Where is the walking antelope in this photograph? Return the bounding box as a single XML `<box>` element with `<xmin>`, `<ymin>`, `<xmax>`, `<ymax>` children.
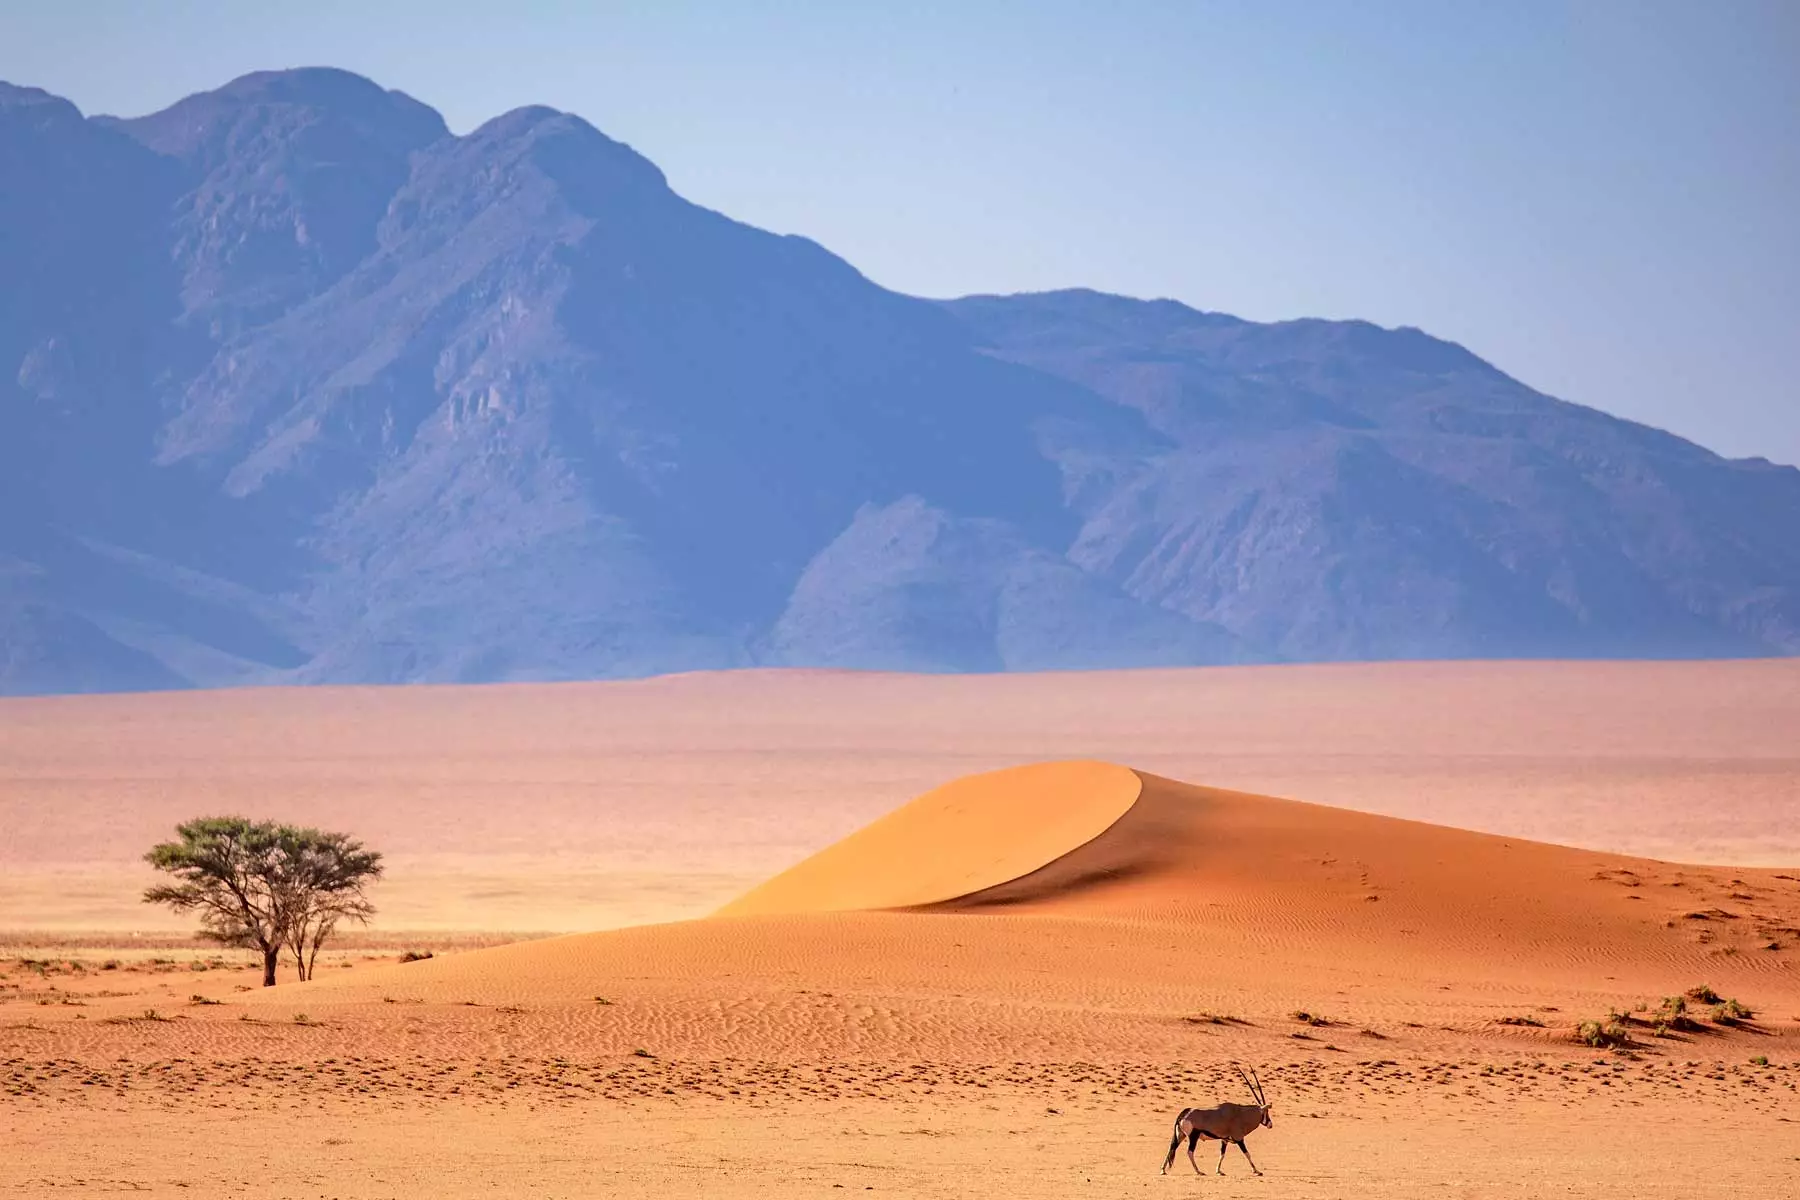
<box><xmin>1160</xmin><ymin>1066</ymin><xmax>1273</xmax><ymax>1176</ymax></box>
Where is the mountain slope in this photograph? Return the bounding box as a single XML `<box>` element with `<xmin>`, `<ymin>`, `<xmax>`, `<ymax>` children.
<box><xmin>0</xmin><ymin>71</ymin><xmax>1795</xmax><ymax>694</ymax></box>
<box><xmin>948</xmin><ymin>290</ymin><xmax>1800</xmax><ymax>660</ymax></box>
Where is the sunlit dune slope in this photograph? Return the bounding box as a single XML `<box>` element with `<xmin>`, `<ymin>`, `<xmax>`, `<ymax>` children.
<box><xmin>716</xmin><ymin>760</ymin><xmax>1140</xmax><ymax>916</ymax></box>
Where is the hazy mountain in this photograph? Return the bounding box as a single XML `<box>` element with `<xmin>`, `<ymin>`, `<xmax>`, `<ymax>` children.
<box><xmin>947</xmin><ymin>291</ymin><xmax>1800</xmax><ymax>660</ymax></box>
<box><xmin>1</xmin><ymin>70</ymin><xmax>1795</xmax><ymax>694</ymax></box>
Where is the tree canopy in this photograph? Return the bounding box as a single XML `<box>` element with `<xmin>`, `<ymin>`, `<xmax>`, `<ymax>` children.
<box><xmin>143</xmin><ymin>817</ymin><xmax>383</xmax><ymax>986</ymax></box>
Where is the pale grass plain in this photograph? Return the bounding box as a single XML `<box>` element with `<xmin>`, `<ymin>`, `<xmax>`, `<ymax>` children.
<box><xmin>4</xmin><ymin>660</ymin><xmax>1799</xmax><ymax>1198</ymax></box>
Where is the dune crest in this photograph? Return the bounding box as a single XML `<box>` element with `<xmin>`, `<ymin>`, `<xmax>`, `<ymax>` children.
<box><xmin>715</xmin><ymin>760</ymin><xmax>1141</xmax><ymax>916</ymax></box>
<box><xmin>715</xmin><ymin>761</ymin><xmax>1800</xmax><ymax>971</ymax></box>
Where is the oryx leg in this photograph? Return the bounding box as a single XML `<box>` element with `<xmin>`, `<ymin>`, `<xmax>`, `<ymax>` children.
<box><xmin>1216</xmin><ymin>1137</ymin><xmax>1228</xmax><ymax>1174</ymax></box>
<box><xmin>1187</xmin><ymin>1128</ymin><xmax>1204</xmax><ymax>1174</ymax></box>
<box><xmin>1234</xmin><ymin>1139</ymin><xmax>1262</xmax><ymax>1176</ymax></box>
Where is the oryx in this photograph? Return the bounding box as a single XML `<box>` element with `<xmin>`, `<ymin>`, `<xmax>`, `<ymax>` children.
<box><xmin>1160</xmin><ymin>1065</ymin><xmax>1273</xmax><ymax>1176</ymax></box>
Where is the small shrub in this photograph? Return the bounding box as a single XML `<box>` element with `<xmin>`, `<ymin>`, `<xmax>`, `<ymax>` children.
<box><xmin>1496</xmin><ymin>1015</ymin><xmax>1545</xmax><ymax>1027</ymax></box>
<box><xmin>293</xmin><ymin>1012</ymin><xmax>313</xmax><ymax>1026</ymax></box>
<box><xmin>1290</xmin><ymin>1010</ymin><xmax>1331</xmax><ymax>1027</ymax></box>
<box><xmin>1651</xmin><ymin>995</ymin><xmax>1699</xmax><ymax>1034</ymax></box>
<box><xmin>1685</xmin><ymin>985</ymin><xmax>1722</xmax><ymax>1004</ymax></box>
<box><xmin>189</xmin><ymin>994</ymin><xmax>221</xmax><ymax>1006</ymax></box>
<box><xmin>593</xmin><ymin>996</ymin><xmax>614</xmax><ymax>1005</ymax></box>
<box><xmin>632</xmin><ymin>1047</ymin><xmax>655</xmax><ymax>1058</ymax></box>
<box><xmin>1750</xmin><ymin>1055</ymin><xmax>1769</xmax><ymax>1067</ymax></box>
<box><xmin>1576</xmin><ymin>1017</ymin><xmax>1631</xmax><ymax>1048</ymax></box>
<box><xmin>101</xmin><ymin>960</ymin><xmax>120</xmax><ymax>971</ymax></box>
<box><xmin>398</xmin><ymin>950</ymin><xmax>434</xmax><ymax>964</ymax></box>
<box><xmin>1713</xmin><ymin>998</ymin><xmax>1753</xmax><ymax>1024</ymax></box>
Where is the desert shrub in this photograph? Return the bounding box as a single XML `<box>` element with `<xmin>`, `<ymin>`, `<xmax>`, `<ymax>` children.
<box><xmin>1290</xmin><ymin>1010</ymin><xmax>1331</xmax><ymax>1026</ymax></box>
<box><xmin>189</xmin><ymin>994</ymin><xmax>221</xmax><ymax>1006</ymax></box>
<box><xmin>1685</xmin><ymin>984</ymin><xmax>1722</xmax><ymax>1004</ymax></box>
<box><xmin>1651</xmin><ymin>995</ymin><xmax>1699</xmax><ymax>1034</ymax></box>
<box><xmin>632</xmin><ymin>1047</ymin><xmax>655</xmax><ymax>1058</ymax></box>
<box><xmin>1713</xmin><ymin>998</ymin><xmax>1753</xmax><ymax>1024</ymax></box>
<box><xmin>1750</xmin><ymin>1055</ymin><xmax>1769</xmax><ymax>1067</ymax></box>
<box><xmin>1496</xmin><ymin>1015</ymin><xmax>1545</xmax><ymax>1027</ymax></box>
<box><xmin>398</xmin><ymin>950</ymin><xmax>434</xmax><ymax>964</ymax></box>
<box><xmin>1576</xmin><ymin>1017</ymin><xmax>1631</xmax><ymax>1048</ymax></box>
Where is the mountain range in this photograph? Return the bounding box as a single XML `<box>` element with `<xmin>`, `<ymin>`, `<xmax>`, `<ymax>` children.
<box><xmin>3</xmin><ymin>68</ymin><xmax>1796</xmax><ymax>694</ymax></box>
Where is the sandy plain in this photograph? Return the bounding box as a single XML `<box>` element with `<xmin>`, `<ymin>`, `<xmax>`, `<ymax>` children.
<box><xmin>4</xmin><ymin>661</ymin><xmax>1799</xmax><ymax>1197</ymax></box>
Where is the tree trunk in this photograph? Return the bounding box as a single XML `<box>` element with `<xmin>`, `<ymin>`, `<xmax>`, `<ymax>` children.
<box><xmin>261</xmin><ymin>947</ymin><xmax>278</xmax><ymax>987</ymax></box>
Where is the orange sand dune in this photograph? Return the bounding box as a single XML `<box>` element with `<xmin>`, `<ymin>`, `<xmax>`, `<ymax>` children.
<box><xmin>721</xmin><ymin>761</ymin><xmax>1800</xmax><ymax>969</ymax></box>
<box><xmin>267</xmin><ymin>760</ymin><xmax>1799</xmax><ymax>1068</ymax></box>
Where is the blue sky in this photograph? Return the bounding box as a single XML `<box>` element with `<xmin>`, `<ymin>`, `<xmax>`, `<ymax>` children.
<box><xmin>5</xmin><ymin>0</ymin><xmax>1796</xmax><ymax>464</ymax></box>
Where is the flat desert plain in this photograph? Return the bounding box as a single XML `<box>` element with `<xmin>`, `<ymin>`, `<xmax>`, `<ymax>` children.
<box><xmin>4</xmin><ymin>660</ymin><xmax>1799</xmax><ymax>1198</ymax></box>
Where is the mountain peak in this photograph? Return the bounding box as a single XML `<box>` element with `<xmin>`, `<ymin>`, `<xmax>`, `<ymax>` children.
<box><xmin>463</xmin><ymin>104</ymin><xmax>669</xmax><ymax>190</ymax></box>
<box><xmin>115</xmin><ymin>66</ymin><xmax>447</xmax><ymax>163</ymax></box>
<box><xmin>0</xmin><ymin>80</ymin><xmax>86</xmax><ymax>124</ymax></box>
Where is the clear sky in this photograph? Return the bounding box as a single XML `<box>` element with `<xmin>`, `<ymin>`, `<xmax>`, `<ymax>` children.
<box><xmin>5</xmin><ymin>1</ymin><xmax>1796</xmax><ymax>464</ymax></box>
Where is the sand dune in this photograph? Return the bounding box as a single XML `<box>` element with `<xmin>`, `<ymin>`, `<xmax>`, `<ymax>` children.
<box><xmin>724</xmin><ymin>760</ymin><xmax>1800</xmax><ymax>967</ymax></box>
<box><xmin>255</xmin><ymin>759</ymin><xmax>1798</xmax><ymax>1068</ymax></box>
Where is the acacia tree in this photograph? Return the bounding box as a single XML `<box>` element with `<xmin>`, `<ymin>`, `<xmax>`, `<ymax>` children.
<box><xmin>143</xmin><ymin>817</ymin><xmax>383</xmax><ymax>986</ymax></box>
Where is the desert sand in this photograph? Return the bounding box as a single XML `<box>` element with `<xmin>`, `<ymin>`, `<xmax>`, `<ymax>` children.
<box><xmin>4</xmin><ymin>659</ymin><xmax>1798</xmax><ymax>932</ymax></box>
<box><xmin>5</xmin><ymin>663</ymin><xmax>1799</xmax><ymax>1197</ymax></box>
